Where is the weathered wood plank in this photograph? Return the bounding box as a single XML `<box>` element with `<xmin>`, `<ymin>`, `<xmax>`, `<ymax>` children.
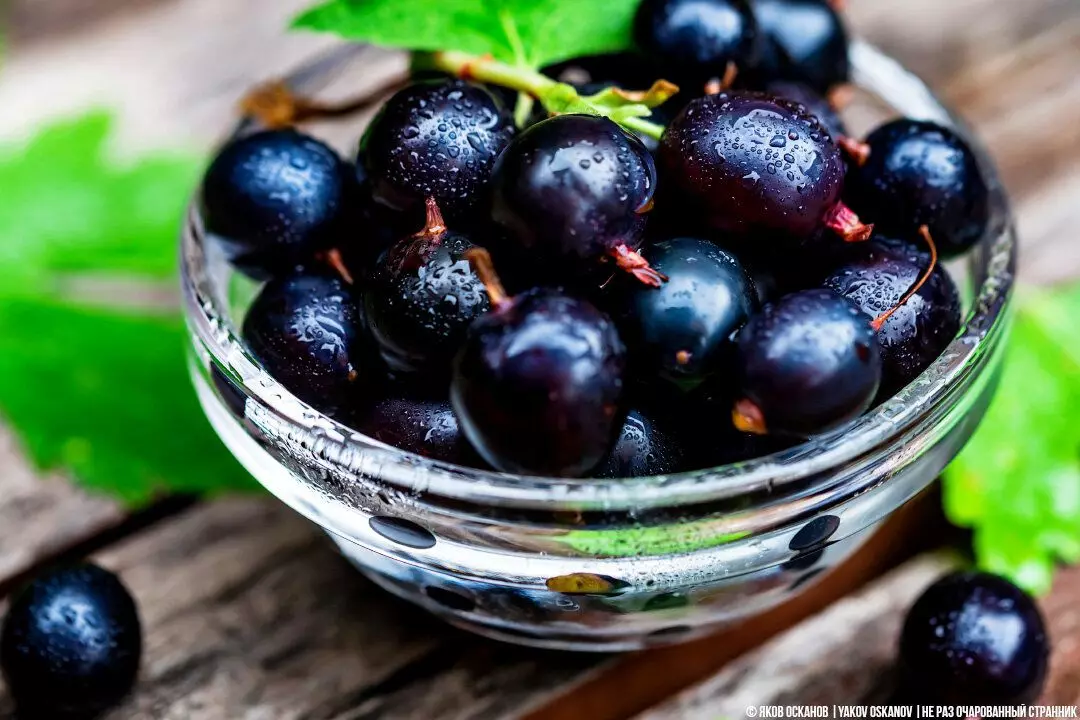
<box><xmin>636</xmin><ymin>551</ymin><xmax>1080</xmax><ymax>718</ymax></box>
<box><xmin>636</xmin><ymin>554</ymin><xmax>959</xmax><ymax>718</ymax></box>
<box><xmin>0</xmin><ymin>498</ymin><xmax>596</xmax><ymax>720</ymax></box>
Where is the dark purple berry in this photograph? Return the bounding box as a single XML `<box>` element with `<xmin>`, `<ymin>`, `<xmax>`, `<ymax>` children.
<box><xmin>634</xmin><ymin>0</ymin><xmax>762</xmax><ymax>87</ymax></box>
<box><xmin>1</xmin><ymin>564</ymin><xmax>141</xmax><ymax>717</ymax></box>
<box><xmin>733</xmin><ymin>289</ymin><xmax>881</xmax><ymax>436</ymax></box>
<box><xmin>615</xmin><ymin>237</ymin><xmax>757</xmax><ymax>390</ymax></box>
<box><xmin>361</xmin><ymin>80</ymin><xmax>515</xmax><ymax>223</ymax></box>
<box><xmin>847</xmin><ymin>119</ymin><xmax>990</xmax><ymax>257</ymax></box>
<box><xmin>823</xmin><ymin>235</ymin><xmax>961</xmax><ymax>396</ymax></box>
<box><xmin>765</xmin><ymin>80</ymin><xmax>847</xmax><ymax>139</ymax></box>
<box><xmin>364</xmin><ymin>199</ymin><xmax>490</xmax><ymax>375</ymax></box>
<box><xmin>750</xmin><ymin>0</ymin><xmax>850</xmax><ymax>94</ymax></box>
<box><xmin>352</xmin><ymin>395</ymin><xmax>483</xmax><ymax>467</ymax></box>
<box><xmin>899</xmin><ymin>572</ymin><xmax>1049</xmax><ymax>703</ymax></box>
<box><xmin>452</xmin><ymin>251</ymin><xmax>626</xmax><ymax>476</ymax></box>
<box><xmin>201</xmin><ymin>129</ymin><xmax>352</xmax><ymax>278</ymax></box>
<box><xmin>659</xmin><ymin>92</ymin><xmax>870</xmax><ymax>244</ymax></box>
<box><xmin>242</xmin><ymin>272</ymin><xmax>375</xmax><ymax>415</ymax></box>
<box><xmin>491</xmin><ymin>114</ymin><xmax>663</xmax><ymax>287</ymax></box>
<box><xmin>594</xmin><ymin>409</ymin><xmax>686</xmax><ymax>478</ymax></box>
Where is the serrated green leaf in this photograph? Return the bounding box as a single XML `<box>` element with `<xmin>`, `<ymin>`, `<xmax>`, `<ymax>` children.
<box><xmin>0</xmin><ymin>112</ymin><xmax>252</xmax><ymax>505</ymax></box>
<box><xmin>0</xmin><ymin>112</ymin><xmax>202</xmax><ymax>290</ymax></box>
<box><xmin>944</xmin><ymin>285</ymin><xmax>1080</xmax><ymax>595</ymax></box>
<box><xmin>293</xmin><ymin>0</ymin><xmax>640</xmax><ymax>69</ymax></box>
<box><xmin>0</xmin><ymin>299</ymin><xmax>257</xmax><ymax>504</ymax></box>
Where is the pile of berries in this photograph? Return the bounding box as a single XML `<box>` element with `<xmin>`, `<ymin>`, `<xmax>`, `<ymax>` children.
<box><xmin>203</xmin><ymin>0</ymin><xmax>988</xmax><ymax>479</ymax></box>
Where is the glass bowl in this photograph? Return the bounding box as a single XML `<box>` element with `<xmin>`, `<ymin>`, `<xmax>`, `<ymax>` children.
<box><xmin>181</xmin><ymin>41</ymin><xmax>1016</xmax><ymax>652</ymax></box>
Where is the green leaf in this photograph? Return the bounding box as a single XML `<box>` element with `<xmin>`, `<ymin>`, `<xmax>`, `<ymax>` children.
<box><xmin>944</xmin><ymin>285</ymin><xmax>1080</xmax><ymax>595</ymax></box>
<box><xmin>555</xmin><ymin>523</ymin><xmax>749</xmax><ymax>557</ymax></box>
<box><xmin>293</xmin><ymin>0</ymin><xmax>640</xmax><ymax>69</ymax></box>
<box><xmin>0</xmin><ymin>112</ymin><xmax>202</xmax><ymax>290</ymax></box>
<box><xmin>0</xmin><ymin>299</ymin><xmax>258</xmax><ymax>504</ymax></box>
<box><xmin>0</xmin><ymin>113</ymin><xmax>253</xmax><ymax>504</ymax></box>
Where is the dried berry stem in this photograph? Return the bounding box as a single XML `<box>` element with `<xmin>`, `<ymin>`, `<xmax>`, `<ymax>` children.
<box><xmin>415</xmin><ymin>197</ymin><xmax>449</xmax><ymax>240</ymax></box>
<box><xmin>240</xmin><ymin>78</ymin><xmax>405</xmax><ymax>128</ymax></box>
<box><xmin>732</xmin><ymin>398</ymin><xmax>768</xmax><ymax>435</ymax></box>
<box><xmin>838</xmin><ymin>136</ymin><xmax>871</xmax><ymax>166</ymax></box>
<box><xmin>321</xmin><ymin>248</ymin><xmax>354</xmax><ymax>285</ymax></box>
<box><xmin>824</xmin><ymin>203</ymin><xmax>874</xmax><ymax>242</ymax></box>
<box><xmin>609</xmin><ymin>244</ymin><xmax>668</xmax><ymax>287</ymax></box>
<box><xmin>464</xmin><ymin>247</ymin><xmax>512</xmax><ymax>310</ymax></box>
<box><xmin>871</xmin><ymin>225</ymin><xmax>939</xmax><ymax>331</ymax></box>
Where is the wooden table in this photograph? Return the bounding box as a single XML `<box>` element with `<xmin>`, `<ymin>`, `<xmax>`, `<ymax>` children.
<box><xmin>0</xmin><ymin>1</ymin><xmax>1077</xmax><ymax>717</ymax></box>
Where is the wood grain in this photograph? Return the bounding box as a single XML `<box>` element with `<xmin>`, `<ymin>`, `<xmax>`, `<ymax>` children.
<box><xmin>0</xmin><ymin>498</ymin><xmax>596</xmax><ymax>720</ymax></box>
<box><xmin>635</xmin><ymin>553</ymin><xmax>1080</xmax><ymax>716</ymax></box>
<box><xmin>636</xmin><ymin>554</ymin><xmax>960</xmax><ymax>718</ymax></box>
<box><xmin>0</xmin><ymin>1</ymin><xmax>1074</xmax><ymax>718</ymax></box>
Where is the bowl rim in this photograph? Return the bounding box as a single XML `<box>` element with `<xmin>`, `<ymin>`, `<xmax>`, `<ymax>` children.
<box><xmin>181</xmin><ymin>40</ymin><xmax>1016</xmax><ymax>511</ymax></box>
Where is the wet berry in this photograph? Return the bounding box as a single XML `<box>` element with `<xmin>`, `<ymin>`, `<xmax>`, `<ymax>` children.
<box><xmin>352</xmin><ymin>394</ymin><xmax>483</xmax><ymax>467</ymax></box>
<box><xmin>634</xmin><ymin>0</ymin><xmax>762</xmax><ymax>87</ymax></box>
<box><xmin>491</xmin><ymin>114</ymin><xmax>663</xmax><ymax>287</ymax></box>
<box><xmin>733</xmin><ymin>289</ymin><xmax>881</xmax><ymax>436</ymax></box>
<box><xmin>847</xmin><ymin>119</ymin><xmax>990</xmax><ymax>257</ymax></box>
<box><xmin>364</xmin><ymin>199</ymin><xmax>490</xmax><ymax>375</ymax></box>
<box><xmin>898</xmin><ymin>572</ymin><xmax>1049</xmax><ymax>703</ymax></box>
<box><xmin>201</xmin><ymin>129</ymin><xmax>352</xmax><ymax>278</ymax></box>
<box><xmin>242</xmin><ymin>272</ymin><xmax>375</xmax><ymax>415</ymax></box>
<box><xmin>615</xmin><ymin>237</ymin><xmax>757</xmax><ymax>390</ymax></box>
<box><xmin>823</xmin><ymin>234</ymin><xmax>961</xmax><ymax>396</ymax></box>
<box><xmin>1</xmin><ymin>564</ymin><xmax>141</xmax><ymax>717</ymax></box>
<box><xmin>659</xmin><ymin>92</ymin><xmax>870</xmax><ymax>245</ymax></box>
<box><xmin>750</xmin><ymin>0</ymin><xmax>850</xmax><ymax>94</ymax></box>
<box><xmin>452</xmin><ymin>250</ymin><xmax>626</xmax><ymax>476</ymax></box>
<box><xmin>594</xmin><ymin>409</ymin><xmax>686</xmax><ymax>478</ymax></box>
<box><xmin>360</xmin><ymin>80</ymin><xmax>515</xmax><ymax>224</ymax></box>
<box><xmin>765</xmin><ymin>80</ymin><xmax>847</xmax><ymax>139</ymax></box>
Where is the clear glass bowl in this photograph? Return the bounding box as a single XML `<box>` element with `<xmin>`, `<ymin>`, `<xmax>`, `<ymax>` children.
<box><xmin>181</xmin><ymin>41</ymin><xmax>1016</xmax><ymax>652</ymax></box>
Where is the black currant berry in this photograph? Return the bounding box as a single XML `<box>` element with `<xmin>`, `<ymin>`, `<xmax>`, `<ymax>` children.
<box><xmin>242</xmin><ymin>272</ymin><xmax>375</xmax><ymax>415</ymax></box>
<box><xmin>823</xmin><ymin>232</ymin><xmax>961</xmax><ymax>396</ymax></box>
<box><xmin>364</xmin><ymin>198</ymin><xmax>490</xmax><ymax>374</ymax></box>
<box><xmin>491</xmin><ymin>114</ymin><xmax>664</xmax><ymax>287</ymax></box>
<box><xmin>847</xmin><ymin>119</ymin><xmax>990</xmax><ymax>257</ymax></box>
<box><xmin>452</xmin><ymin>250</ymin><xmax>626</xmax><ymax>476</ymax></box>
<box><xmin>1</xmin><ymin>564</ymin><xmax>141</xmax><ymax>718</ymax></box>
<box><xmin>594</xmin><ymin>409</ymin><xmax>686</xmax><ymax>478</ymax></box>
<box><xmin>201</xmin><ymin>129</ymin><xmax>353</xmax><ymax>278</ymax></box>
<box><xmin>898</xmin><ymin>571</ymin><xmax>1049</xmax><ymax>703</ymax></box>
<box><xmin>352</xmin><ymin>394</ymin><xmax>482</xmax><ymax>467</ymax></box>
<box><xmin>634</xmin><ymin>0</ymin><xmax>762</xmax><ymax>87</ymax></box>
<box><xmin>765</xmin><ymin>80</ymin><xmax>847</xmax><ymax>139</ymax></box>
<box><xmin>615</xmin><ymin>237</ymin><xmax>757</xmax><ymax>390</ymax></box>
<box><xmin>361</xmin><ymin>79</ymin><xmax>515</xmax><ymax>223</ymax></box>
<box><xmin>659</xmin><ymin>92</ymin><xmax>871</xmax><ymax>244</ymax></box>
<box><xmin>733</xmin><ymin>288</ymin><xmax>882</xmax><ymax>436</ymax></box>
<box><xmin>750</xmin><ymin>0</ymin><xmax>850</xmax><ymax>94</ymax></box>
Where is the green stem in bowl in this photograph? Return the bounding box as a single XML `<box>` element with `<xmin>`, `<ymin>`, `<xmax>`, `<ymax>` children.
<box><xmin>420</xmin><ymin>50</ymin><xmax>671</xmax><ymax>141</ymax></box>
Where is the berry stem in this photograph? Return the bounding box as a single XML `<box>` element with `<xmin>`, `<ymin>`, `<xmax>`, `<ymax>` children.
<box><xmin>704</xmin><ymin>62</ymin><xmax>739</xmax><ymax>95</ymax></box>
<box><xmin>240</xmin><ymin>78</ymin><xmax>405</xmax><ymax>128</ymax></box>
<box><xmin>732</xmin><ymin>398</ymin><xmax>768</xmax><ymax>435</ymax></box>
<box><xmin>824</xmin><ymin>202</ymin><xmax>874</xmax><ymax>242</ymax></box>
<box><xmin>609</xmin><ymin>244</ymin><xmax>668</xmax><ymax>287</ymax></box>
<box><xmin>837</xmin><ymin>136</ymin><xmax>871</xmax><ymax>166</ymax></box>
<box><xmin>321</xmin><ymin>248</ymin><xmax>354</xmax><ymax>285</ymax></box>
<box><xmin>827</xmin><ymin>84</ymin><xmax>854</xmax><ymax>111</ymax></box>
<box><xmin>425</xmin><ymin>50</ymin><xmax>668</xmax><ymax>140</ymax></box>
<box><xmin>870</xmin><ymin>225</ymin><xmax>939</xmax><ymax>331</ymax></box>
<box><xmin>464</xmin><ymin>247</ymin><xmax>512</xmax><ymax>310</ymax></box>
<box><xmin>415</xmin><ymin>197</ymin><xmax>449</xmax><ymax>240</ymax></box>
